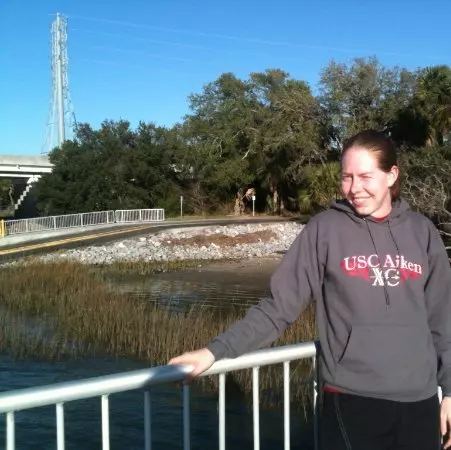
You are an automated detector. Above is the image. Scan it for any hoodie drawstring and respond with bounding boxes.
[387,220,401,256]
[364,218,394,311]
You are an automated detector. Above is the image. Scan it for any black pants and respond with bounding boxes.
[319,391,440,450]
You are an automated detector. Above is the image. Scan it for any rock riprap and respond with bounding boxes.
[36,222,304,264]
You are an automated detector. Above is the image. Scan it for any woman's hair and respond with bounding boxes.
[342,130,401,201]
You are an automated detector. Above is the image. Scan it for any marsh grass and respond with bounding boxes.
[0,261,317,408]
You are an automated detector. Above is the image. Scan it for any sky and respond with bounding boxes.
[1,0,450,155]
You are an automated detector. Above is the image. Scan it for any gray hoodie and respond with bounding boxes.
[207,198,451,402]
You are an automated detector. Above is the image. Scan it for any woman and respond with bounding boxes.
[169,130,451,450]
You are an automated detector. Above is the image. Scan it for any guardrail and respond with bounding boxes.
[1,209,165,237]
[0,341,319,450]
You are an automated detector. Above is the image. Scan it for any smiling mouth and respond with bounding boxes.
[351,198,370,206]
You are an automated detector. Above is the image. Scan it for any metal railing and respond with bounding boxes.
[115,208,165,223]
[0,341,319,450]
[2,208,165,237]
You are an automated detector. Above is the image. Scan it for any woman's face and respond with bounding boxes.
[341,147,398,218]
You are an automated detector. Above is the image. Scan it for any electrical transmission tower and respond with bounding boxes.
[42,13,76,154]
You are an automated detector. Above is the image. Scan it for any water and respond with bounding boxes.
[104,258,280,313]
[0,260,314,449]
[0,357,314,449]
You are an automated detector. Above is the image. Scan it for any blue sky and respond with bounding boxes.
[1,0,450,155]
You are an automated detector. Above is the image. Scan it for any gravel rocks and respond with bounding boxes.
[36,222,304,265]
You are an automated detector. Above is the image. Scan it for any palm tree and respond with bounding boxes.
[415,65,451,145]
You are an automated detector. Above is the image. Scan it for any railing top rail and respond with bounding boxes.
[0,341,317,413]
[202,341,317,376]
[115,209,164,212]
[0,365,192,414]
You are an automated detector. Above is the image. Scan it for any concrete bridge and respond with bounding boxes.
[0,155,53,218]
[0,154,53,177]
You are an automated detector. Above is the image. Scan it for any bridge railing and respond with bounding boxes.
[1,208,165,237]
[0,341,319,450]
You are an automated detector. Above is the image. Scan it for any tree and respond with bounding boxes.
[32,61,451,222]
[414,65,451,146]
[173,73,256,213]
[319,57,417,147]
[35,121,176,215]
[400,145,451,221]
[297,162,341,213]
[247,69,325,213]
[0,179,14,217]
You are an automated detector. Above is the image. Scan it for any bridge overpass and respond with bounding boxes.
[0,154,53,176]
[0,155,53,218]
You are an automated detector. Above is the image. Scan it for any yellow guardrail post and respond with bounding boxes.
[0,220,5,238]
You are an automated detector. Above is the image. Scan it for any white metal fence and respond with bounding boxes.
[115,208,165,223]
[0,341,319,450]
[3,209,165,237]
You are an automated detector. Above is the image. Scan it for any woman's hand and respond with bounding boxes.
[441,397,451,448]
[168,348,216,381]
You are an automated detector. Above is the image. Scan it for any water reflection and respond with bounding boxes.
[105,267,273,313]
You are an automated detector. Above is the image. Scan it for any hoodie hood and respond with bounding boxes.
[330,197,411,225]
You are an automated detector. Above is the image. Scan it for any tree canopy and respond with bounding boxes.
[35,58,451,221]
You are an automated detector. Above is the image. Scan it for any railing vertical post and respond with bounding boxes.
[80,213,84,227]
[53,216,57,230]
[219,373,226,450]
[252,367,260,450]
[6,411,14,450]
[101,395,110,450]
[144,391,152,450]
[183,384,190,450]
[283,361,290,450]
[56,402,65,450]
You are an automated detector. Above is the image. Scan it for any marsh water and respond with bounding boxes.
[0,258,315,450]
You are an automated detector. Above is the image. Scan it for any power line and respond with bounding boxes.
[77,58,200,77]
[68,14,294,46]
[88,45,195,63]
[66,13,446,60]
[71,28,210,51]
[70,27,306,62]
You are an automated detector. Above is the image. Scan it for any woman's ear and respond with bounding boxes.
[388,165,399,188]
